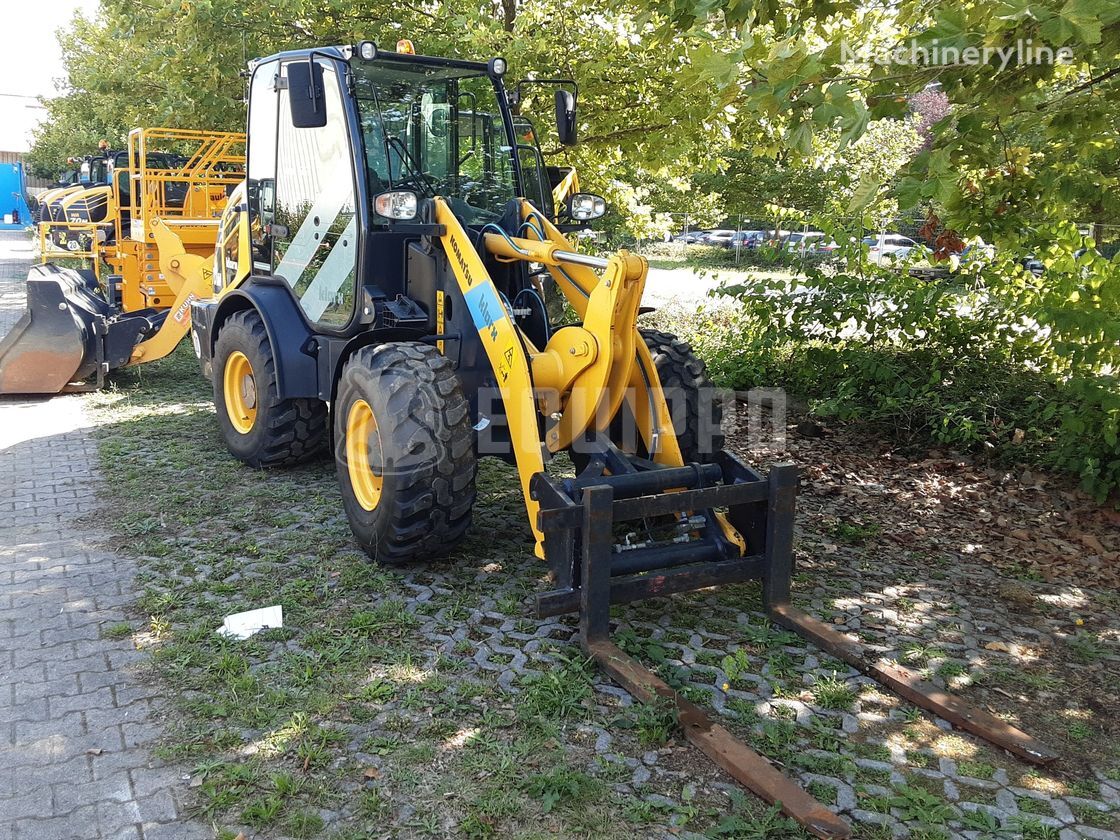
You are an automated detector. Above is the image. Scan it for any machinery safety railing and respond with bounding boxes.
[38,221,105,279]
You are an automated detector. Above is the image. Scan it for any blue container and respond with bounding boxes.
[0,162,33,229]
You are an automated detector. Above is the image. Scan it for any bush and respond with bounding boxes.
[649,222,1120,500]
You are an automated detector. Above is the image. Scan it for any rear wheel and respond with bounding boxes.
[334,341,476,564]
[213,309,328,467]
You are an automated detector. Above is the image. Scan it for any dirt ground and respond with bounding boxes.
[735,397,1120,772]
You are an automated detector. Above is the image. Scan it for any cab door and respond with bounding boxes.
[271,58,360,330]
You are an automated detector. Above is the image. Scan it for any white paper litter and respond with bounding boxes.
[217,605,283,639]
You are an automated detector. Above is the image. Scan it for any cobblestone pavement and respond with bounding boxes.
[378,546,1120,839]
[0,232,206,840]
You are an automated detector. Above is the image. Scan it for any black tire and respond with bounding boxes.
[641,328,724,463]
[334,341,476,565]
[213,309,328,467]
[571,329,722,471]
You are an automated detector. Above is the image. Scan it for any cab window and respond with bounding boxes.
[273,59,358,329]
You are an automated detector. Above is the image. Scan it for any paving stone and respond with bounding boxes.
[0,232,206,838]
[141,822,209,840]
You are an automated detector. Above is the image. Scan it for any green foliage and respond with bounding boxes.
[522,766,601,813]
[701,222,1120,498]
[636,0,1120,241]
[1065,630,1108,663]
[31,0,745,238]
[702,118,923,221]
[515,654,594,722]
[830,521,881,545]
[708,797,806,838]
[888,783,955,825]
[809,675,857,711]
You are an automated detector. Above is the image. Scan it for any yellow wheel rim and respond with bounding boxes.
[223,350,258,434]
[346,399,383,511]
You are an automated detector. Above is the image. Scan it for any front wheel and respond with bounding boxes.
[572,329,722,471]
[334,342,476,565]
[212,309,328,467]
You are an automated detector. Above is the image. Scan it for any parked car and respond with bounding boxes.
[751,230,791,248]
[699,229,736,247]
[673,230,709,244]
[863,233,918,265]
[729,230,766,249]
[784,231,827,254]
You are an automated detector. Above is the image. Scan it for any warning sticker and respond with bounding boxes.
[464,284,519,384]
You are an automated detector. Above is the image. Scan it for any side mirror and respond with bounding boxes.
[555,89,577,146]
[287,60,327,129]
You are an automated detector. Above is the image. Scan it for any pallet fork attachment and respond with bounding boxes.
[534,449,1057,837]
[434,195,1057,833]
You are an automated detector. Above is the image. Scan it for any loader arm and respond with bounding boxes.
[126,217,218,364]
[434,197,707,556]
[128,186,251,366]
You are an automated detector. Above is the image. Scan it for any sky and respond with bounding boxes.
[0,0,98,152]
[0,0,99,98]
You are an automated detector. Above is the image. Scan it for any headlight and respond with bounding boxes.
[357,41,378,61]
[374,190,418,221]
[567,193,606,221]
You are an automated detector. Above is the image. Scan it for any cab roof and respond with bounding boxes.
[250,44,491,75]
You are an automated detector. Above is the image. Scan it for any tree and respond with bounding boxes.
[631,0,1120,243]
[30,0,746,238]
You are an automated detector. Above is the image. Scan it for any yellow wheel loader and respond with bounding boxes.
[180,42,1055,838]
[0,128,245,394]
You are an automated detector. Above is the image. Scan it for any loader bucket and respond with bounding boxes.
[0,264,159,394]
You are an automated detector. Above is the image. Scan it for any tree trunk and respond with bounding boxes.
[1090,200,1104,247]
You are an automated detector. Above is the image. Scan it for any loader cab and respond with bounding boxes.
[229,44,564,334]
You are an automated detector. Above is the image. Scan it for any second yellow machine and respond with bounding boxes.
[0,128,244,393]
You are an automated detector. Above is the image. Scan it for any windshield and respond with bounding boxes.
[352,60,517,225]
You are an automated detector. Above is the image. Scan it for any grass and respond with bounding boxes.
[829,520,882,545]
[956,760,995,780]
[810,675,857,711]
[1066,631,1108,664]
[101,621,133,640]
[79,346,1119,838]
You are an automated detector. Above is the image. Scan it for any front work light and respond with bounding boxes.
[357,41,377,61]
[567,193,607,221]
[374,190,418,221]
[489,57,507,76]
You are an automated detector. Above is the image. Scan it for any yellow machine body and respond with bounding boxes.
[0,129,246,394]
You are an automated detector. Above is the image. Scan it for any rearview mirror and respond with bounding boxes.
[555,89,577,146]
[287,60,327,128]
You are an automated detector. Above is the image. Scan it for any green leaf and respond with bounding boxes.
[846,175,882,213]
